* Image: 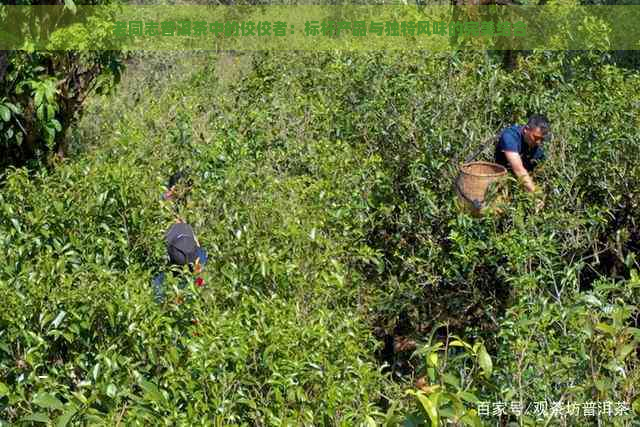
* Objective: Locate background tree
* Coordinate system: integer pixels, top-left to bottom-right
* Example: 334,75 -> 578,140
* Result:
0,0 -> 125,171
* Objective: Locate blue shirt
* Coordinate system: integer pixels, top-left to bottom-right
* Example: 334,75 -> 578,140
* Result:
494,125 -> 545,172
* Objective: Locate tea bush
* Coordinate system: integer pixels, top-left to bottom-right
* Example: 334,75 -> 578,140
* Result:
209,49 -> 640,425
0,52 -> 394,425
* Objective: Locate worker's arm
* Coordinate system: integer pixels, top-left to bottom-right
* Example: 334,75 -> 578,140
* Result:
503,151 -> 536,192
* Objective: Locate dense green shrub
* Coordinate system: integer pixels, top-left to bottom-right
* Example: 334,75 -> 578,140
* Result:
210,49 -> 640,424
0,51 -> 396,425
1,46 -> 639,425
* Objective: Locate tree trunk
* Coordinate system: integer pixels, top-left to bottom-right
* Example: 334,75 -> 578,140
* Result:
0,51 -> 9,85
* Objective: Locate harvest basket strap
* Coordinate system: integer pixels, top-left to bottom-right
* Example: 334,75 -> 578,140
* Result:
464,133 -> 500,164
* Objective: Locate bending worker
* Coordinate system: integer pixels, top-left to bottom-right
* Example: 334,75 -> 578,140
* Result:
151,220 -> 208,303
494,114 -> 550,193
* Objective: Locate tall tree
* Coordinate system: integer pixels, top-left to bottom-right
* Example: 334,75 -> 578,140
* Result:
0,1 -> 125,169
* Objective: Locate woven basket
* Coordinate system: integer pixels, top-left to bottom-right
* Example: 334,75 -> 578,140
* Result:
455,161 -> 507,215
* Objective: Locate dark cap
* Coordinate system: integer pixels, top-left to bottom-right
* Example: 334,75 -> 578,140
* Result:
167,168 -> 192,189
165,223 -> 198,266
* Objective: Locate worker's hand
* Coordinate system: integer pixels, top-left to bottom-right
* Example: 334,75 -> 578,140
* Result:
504,151 -> 536,192
535,198 -> 545,213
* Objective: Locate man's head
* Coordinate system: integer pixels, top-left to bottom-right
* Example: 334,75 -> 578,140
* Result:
168,170 -> 187,189
522,115 -> 550,148
162,169 -> 193,202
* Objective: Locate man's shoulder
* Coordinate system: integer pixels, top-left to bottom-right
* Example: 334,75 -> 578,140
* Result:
501,124 -> 523,138
498,124 -> 523,151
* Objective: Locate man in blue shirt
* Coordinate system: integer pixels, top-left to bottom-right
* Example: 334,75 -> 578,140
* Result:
495,115 -> 550,193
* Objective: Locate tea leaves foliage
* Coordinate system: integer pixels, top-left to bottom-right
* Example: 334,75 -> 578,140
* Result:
1,48 -> 640,425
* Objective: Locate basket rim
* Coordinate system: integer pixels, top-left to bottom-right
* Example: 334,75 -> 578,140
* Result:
459,161 -> 507,178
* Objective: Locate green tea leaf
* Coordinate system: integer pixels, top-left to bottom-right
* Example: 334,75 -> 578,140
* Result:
442,372 -> 459,388
427,351 -> 438,368
459,391 -> 479,403
21,412 -> 50,423
364,415 -> 376,427
106,384 -> 117,398
595,322 -> 616,335
439,392 -> 464,415
55,406 -> 77,427
414,391 -> 439,427
477,343 -> 493,379
34,90 -> 43,108
0,105 -> 10,122
617,343 -> 636,361
460,409 -> 483,427
5,102 -> 20,114
33,392 -> 64,411
51,311 -> 66,329
92,363 -> 100,382
140,379 -> 165,404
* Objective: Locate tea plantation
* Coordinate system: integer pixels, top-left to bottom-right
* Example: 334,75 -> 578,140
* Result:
1,48 -> 640,426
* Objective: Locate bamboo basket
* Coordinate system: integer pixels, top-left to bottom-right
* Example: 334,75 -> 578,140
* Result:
455,161 -> 507,216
